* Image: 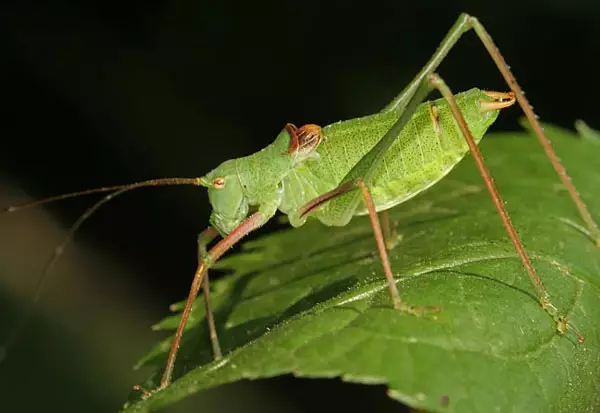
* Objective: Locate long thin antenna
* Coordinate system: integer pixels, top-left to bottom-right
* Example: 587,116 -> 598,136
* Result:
1,177 -> 206,361
5,177 -> 206,213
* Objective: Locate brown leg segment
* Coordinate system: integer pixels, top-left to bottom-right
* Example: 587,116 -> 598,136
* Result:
300,178 -> 438,315
382,13 -> 599,247
201,273 -> 222,359
467,16 -> 600,247
354,180 -> 402,310
299,180 -> 438,314
428,73 -> 583,343
136,212 -> 267,395
197,226 -> 222,360
354,180 -> 439,315
299,181 -> 357,219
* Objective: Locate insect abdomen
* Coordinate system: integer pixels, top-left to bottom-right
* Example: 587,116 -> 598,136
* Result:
368,89 -> 500,213
283,88 -> 501,224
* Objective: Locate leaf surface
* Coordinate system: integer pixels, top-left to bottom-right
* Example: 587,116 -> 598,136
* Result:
124,125 -> 600,413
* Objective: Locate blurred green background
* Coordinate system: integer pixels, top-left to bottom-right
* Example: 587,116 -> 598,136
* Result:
1,1 -> 599,412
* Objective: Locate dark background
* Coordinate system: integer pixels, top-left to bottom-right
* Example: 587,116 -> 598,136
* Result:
1,1 -> 599,412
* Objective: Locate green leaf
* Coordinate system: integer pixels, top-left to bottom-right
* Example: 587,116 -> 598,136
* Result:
124,125 -> 600,413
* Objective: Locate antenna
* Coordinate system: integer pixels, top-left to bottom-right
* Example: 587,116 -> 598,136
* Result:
1,177 -> 207,361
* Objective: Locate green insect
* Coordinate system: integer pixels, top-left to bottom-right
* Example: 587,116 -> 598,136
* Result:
5,13 -> 599,399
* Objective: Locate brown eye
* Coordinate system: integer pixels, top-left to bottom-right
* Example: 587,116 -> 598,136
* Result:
213,177 -> 225,189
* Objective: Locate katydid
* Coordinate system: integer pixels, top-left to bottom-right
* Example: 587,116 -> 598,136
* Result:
3,13 -> 598,399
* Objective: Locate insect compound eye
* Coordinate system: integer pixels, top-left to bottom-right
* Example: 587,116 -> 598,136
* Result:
213,177 -> 226,189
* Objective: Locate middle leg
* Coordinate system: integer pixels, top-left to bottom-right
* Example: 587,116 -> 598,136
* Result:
196,227 -> 222,360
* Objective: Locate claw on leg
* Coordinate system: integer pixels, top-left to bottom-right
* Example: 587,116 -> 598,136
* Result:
402,304 -> 441,318
133,384 -> 156,400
